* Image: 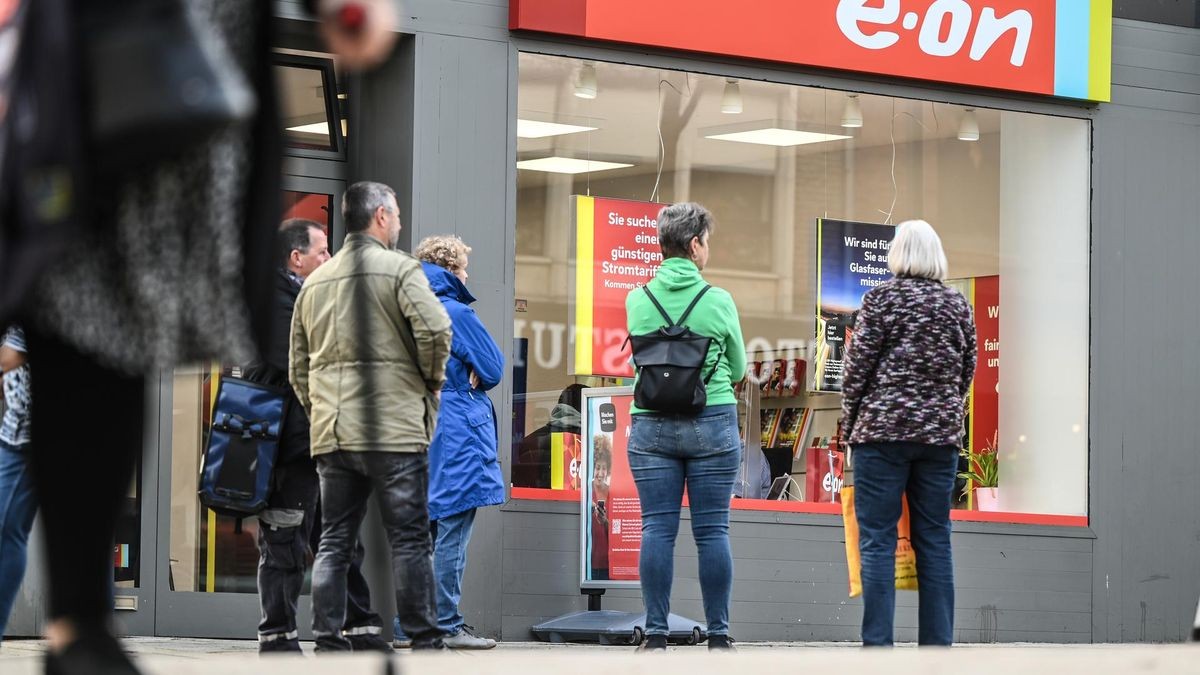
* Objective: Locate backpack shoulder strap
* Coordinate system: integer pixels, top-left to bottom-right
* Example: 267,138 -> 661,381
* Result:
703,341 -> 726,384
641,286 -> 675,326
675,285 -> 713,327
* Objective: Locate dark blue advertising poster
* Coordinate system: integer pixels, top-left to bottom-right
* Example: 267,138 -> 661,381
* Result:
815,219 -> 895,392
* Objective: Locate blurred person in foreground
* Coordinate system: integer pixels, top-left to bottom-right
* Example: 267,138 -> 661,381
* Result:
624,203 -> 746,652
290,182 -> 452,652
0,1 -> 397,673
841,219 -> 976,647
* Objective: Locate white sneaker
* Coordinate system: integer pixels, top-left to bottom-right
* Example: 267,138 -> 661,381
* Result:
443,625 -> 496,650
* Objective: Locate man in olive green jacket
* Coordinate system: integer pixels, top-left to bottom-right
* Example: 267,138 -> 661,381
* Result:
290,181 -> 452,652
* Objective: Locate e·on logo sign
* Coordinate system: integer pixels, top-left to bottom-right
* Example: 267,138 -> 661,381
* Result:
510,0 -> 1111,101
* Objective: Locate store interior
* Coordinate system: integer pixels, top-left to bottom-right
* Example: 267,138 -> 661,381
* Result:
513,53 -> 1089,517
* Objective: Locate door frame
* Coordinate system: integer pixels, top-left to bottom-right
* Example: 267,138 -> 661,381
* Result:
151,171 -> 346,638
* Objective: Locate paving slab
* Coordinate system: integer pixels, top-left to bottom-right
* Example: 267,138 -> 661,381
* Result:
0,638 -> 1197,675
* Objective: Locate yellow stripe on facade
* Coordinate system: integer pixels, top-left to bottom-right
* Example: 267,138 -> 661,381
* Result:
574,196 -> 595,375
1089,0 -> 1113,103
206,508 -> 217,593
206,363 -> 220,593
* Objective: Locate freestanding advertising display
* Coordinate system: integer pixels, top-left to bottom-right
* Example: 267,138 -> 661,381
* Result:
580,389 -> 640,587
533,387 -> 705,645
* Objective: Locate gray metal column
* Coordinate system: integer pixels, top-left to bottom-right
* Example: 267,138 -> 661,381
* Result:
346,26 -> 515,639
408,30 -> 515,640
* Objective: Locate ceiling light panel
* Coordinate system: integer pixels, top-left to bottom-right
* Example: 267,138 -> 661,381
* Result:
286,122 -> 330,134
516,157 -> 633,174
705,128 -> 852,147
517,119 -> 598,139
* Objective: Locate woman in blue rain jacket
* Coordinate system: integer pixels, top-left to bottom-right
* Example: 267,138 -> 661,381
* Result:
415,235 -> 505,647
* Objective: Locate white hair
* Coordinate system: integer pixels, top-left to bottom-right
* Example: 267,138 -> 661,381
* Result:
887,219 -> 948,281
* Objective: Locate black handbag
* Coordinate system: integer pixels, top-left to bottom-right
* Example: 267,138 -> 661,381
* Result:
627,285 -> 724,415
84,0 -> 255,173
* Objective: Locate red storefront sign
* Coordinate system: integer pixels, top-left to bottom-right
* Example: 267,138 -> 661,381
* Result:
511,0 -> 1111,101
572,196 -> 667,378
969,275 -> 999,458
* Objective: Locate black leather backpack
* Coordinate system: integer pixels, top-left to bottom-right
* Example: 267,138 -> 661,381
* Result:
627,285 -> 724,415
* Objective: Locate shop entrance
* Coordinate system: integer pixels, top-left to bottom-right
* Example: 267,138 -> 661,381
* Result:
152,172 -> 345,638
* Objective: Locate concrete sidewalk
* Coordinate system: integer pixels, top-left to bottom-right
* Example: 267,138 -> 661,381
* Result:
0,637 -> 1197,674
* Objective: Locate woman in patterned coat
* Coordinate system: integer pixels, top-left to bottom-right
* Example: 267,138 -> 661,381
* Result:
841,219 -> 977,648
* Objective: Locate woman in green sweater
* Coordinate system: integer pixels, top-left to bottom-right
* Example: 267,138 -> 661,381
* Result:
625,202 -> 747,652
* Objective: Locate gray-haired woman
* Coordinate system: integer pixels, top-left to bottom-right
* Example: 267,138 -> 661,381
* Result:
625,202 -> 747,652
841,219 -> 977,647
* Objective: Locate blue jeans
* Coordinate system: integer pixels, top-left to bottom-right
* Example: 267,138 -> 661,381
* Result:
433,508 -> 476,634
394,507 -> 477,639
627,404 -> 741,637
0,440 -> 37,641
852,441 -> 958,647
313,452 -> 441,650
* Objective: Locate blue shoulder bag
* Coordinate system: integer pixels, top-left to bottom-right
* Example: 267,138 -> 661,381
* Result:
198,376 -> 287,522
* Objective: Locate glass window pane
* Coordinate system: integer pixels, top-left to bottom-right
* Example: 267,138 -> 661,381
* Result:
512,53 -> 1089,518
276,62 -> 341,152
169,364 -> 266,593
282,190 -> 333,228
114,469 -> 140,588
167,188 -> 335,592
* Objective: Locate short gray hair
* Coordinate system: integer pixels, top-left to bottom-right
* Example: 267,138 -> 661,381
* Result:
343,181 -> 397,233
657,202 -> 714,259
887,219 -> 949,281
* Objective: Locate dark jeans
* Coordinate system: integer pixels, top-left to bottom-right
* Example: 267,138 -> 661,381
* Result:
393,507 -> 479,639
852,441 -> 958,647
27,330 -> 143,628
256,459 -> 380,645
313,451 -> 441,650
627,405 -> 742,637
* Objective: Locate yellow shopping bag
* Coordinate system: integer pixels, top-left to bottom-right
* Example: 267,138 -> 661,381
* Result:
841,486 -> 918,597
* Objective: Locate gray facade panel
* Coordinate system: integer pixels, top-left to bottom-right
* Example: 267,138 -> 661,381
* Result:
404,29 -> 514,639
1090,19 -> 1200,644
498,509 -> 1092,643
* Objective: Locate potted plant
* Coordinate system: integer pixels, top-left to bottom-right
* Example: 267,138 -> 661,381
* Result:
959,432 -> 999,511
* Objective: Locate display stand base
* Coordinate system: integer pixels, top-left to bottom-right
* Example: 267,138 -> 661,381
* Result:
531,609 -> 706,646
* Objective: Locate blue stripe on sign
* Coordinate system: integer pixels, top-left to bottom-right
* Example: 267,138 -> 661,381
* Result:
1054,0 -> 1091,99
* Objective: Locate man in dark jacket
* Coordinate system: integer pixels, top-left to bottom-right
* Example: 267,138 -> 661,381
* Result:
247,219 -> 387,653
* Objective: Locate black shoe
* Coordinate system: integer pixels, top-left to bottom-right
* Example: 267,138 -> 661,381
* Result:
637,634 -> 668,652
259,637 -> 303,654
707,634 -> 736,652
314,636 -> 353,653
412,637 -> 447,651
347,634 -> 394,653
45,629 -> 140,675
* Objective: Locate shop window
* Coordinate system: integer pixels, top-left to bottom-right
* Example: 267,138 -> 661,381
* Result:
512,54 -> 1089,522
275,55 -> 345,155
